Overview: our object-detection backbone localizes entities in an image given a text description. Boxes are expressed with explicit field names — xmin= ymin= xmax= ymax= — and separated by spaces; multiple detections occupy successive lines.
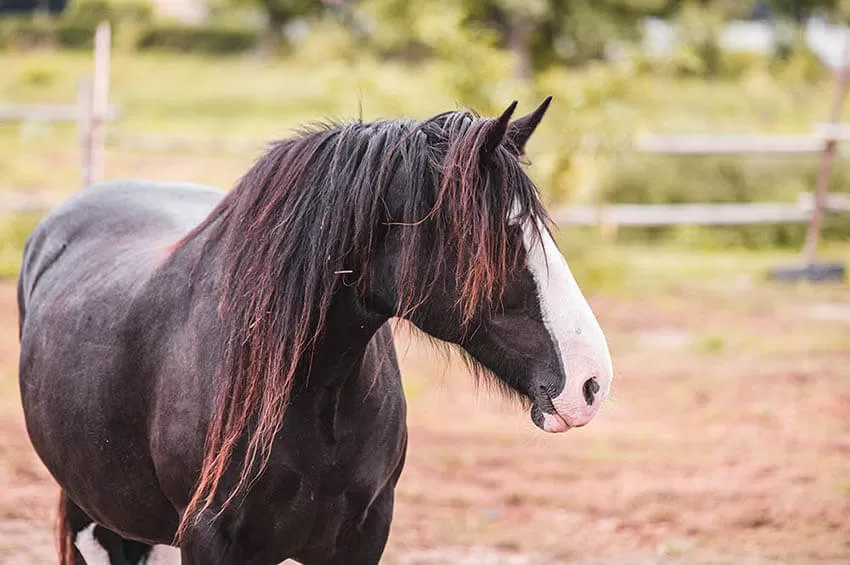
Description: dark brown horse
xmin=17 ymin=99 xmax=613 ymax=564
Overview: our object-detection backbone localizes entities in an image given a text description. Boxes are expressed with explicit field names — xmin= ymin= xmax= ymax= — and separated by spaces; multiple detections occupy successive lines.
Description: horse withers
xmin=17 ymin=99 xmax=613 ymax=564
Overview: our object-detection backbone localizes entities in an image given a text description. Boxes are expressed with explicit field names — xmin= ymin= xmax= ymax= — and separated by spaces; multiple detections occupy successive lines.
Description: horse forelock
xmin=176 ymin=110 xmax=547 ymax=537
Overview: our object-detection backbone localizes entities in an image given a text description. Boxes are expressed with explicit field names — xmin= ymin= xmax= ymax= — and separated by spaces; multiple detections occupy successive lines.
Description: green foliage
xmin=62 ymin=0 xmax=154 ymax=49
xmin=53 ymin=20 xmax=99 ymax=48
xmin=767 ymin=0 xmax=848 ymax=21
xmin=545 ymin=0 xmax=646 ymax=66
xmin=599 ymin=154 xmax=850 ymax=247
xmin=0 ymin=0 xmax=846 ymax=80
xmin=238 ymin=0 xmax=323 ymax=22
xmin=719 ymin=51 xmax=771 ymax=79
xmin=554 ymin=228 xmax=629 ymax=292
xmin=654 ymin=1 xmax=832 ymax=80
xmin=64 ymin=0 xmax=154 ymax=28
xmin=672 ymin=3 xmax=724 ymax=76
xmin=136 ymin=22 xmax=259 ymax=54
xmin=773 ymin=32 xmax=829 ymax=82
xmin=0 ymin=0 xmax=154 ymax=50
xmin=358 ymin=0 xmax=655 ymax=74
xmin=0 ymin=214 xmax=40 ymax=280
xmin=665 ymin=0 xmax=761 ymax=20
xmin=16 ymin=61 xmax=58 ymax=86
xmin=356 ymin=0 xmax=516 ymax=111
xmin=605 ymin=155 xmax=792 ymax=204
xmin=460 ymin=0 xmax=653 ymax=69
xmin=0 ymin=16 xmax=55 ymax=50
xmin=0 ymin=4 xmax=258 ymax=54
xmin=226 ymin=0 xmax=327 ymax=51
xmin=420 ymin=11 xmax=512 ymax=113
xmin=604 ymin=154 xmax=850 ymax=205
xmin=294 ymin=19 xmax=359 ymax=64
xmin=1 ymin=0 xmax=849 ymax=253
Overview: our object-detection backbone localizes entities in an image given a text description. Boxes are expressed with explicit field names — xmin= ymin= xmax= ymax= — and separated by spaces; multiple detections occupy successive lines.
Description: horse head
xmin=367 ymin=98 xmax=614 ymax=431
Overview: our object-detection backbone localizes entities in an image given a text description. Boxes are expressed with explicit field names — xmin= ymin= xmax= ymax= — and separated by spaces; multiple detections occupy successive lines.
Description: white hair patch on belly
xmin=74 ymin=524 xmax=110 ymax=565
xmin=146 ymin=544 xmax=181 ymax=564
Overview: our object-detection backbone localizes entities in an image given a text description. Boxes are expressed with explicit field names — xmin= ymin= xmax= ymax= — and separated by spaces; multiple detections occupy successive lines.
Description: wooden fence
xmin=0 ymin=104 xmax=120 ymax=123
xmin=551 ymin=192 xmax=847 ymax=227
xmin=1 ymin=22 xmax=848 ymax=271
xmin=1 ymin=22 xmax=113 ymax=189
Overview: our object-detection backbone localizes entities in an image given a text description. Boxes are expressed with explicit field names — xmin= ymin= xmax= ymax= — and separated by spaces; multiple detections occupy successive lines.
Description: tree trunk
xmin=508 ymin=17 xmax=533 ymax=81
xmin=261 ymin=7 xmax=288 ymax=56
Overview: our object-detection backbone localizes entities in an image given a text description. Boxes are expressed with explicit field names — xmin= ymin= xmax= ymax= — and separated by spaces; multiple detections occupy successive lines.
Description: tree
xmin=464 ymin=0 xmax=660 ymax=73
xmin=238 ymin=0 xmax=328 ymax=52
xmin=766 ymin=0 xmax=840 ymax=21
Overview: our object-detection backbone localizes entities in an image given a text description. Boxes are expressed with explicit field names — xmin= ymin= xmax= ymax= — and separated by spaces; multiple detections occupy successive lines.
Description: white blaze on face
xmin=518 ymin=217 xmax=613 ymax=431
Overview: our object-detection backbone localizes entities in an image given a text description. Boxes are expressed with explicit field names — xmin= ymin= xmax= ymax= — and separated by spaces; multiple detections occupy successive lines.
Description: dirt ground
xmin=0 ymin=274 xmax=848 ymax=564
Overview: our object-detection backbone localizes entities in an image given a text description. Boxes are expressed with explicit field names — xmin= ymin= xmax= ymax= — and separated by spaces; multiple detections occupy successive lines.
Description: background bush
xmin=2 ymin=0 xmax=849 ymax=249
xmin=598 ymin=154 xmax=850 ymax=247
xmin=0 ymin=0 xmax=258 ymax=53
xmin=135 ymin=22 xmax=258 ymax=54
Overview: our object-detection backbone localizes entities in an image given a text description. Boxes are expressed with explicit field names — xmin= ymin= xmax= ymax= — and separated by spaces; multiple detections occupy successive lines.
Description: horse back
xmin=19 ymin=180 xmax=223 ymax=306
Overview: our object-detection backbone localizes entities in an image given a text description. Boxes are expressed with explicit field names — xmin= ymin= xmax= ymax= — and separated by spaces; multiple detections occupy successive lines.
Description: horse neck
xmin=296 ymin=285 xmax=389 ymax=388
xmin=187 ymin=205 xmax=391 ymax=389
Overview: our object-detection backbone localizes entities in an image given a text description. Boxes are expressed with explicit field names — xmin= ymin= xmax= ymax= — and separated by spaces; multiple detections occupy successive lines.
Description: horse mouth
xmin=540 ymin=411 xmax=571 ymax=433
xmin=530 ymin=395 xmax=572 ymax=433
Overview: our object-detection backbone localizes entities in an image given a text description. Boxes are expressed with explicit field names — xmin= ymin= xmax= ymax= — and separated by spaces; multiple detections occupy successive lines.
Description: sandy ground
xmin=0 ymin=276 xmax=848 ymax=564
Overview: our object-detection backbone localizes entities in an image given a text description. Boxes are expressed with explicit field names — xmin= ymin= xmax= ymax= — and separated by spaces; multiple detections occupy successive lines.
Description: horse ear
xmin=507 ymin=96 xmax=552 ymax=154
xmin=483 ymin=100 xmax=518 ymax=155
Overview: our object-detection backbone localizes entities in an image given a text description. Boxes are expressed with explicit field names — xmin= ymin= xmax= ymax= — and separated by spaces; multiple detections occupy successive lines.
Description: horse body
xmin=18 ymin=100 xmax=614 ymax=564
xmin=19 ymin=181 xmax=407 ymax=563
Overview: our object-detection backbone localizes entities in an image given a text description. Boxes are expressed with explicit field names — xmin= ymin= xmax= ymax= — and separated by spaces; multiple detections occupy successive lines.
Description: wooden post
xmin=77 ymin=77 xmax=94 ymax=188
xmin=803 ymin=31 xmax=850 ymax=265
xmin=91 ymin=21 xmax=111 ymax=184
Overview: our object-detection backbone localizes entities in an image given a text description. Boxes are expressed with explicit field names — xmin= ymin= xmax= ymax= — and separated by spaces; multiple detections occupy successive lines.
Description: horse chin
xmin=530 ymin=405 xmax=572 ymax=433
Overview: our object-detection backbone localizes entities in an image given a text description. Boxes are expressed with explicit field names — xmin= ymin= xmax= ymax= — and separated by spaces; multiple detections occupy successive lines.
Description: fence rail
xmin=550 ymin=202 xmax=809 ymax=227
xmin=0 ymin=104 xmax=121 ymax=123
xmin=633 ymin=134 xmax=826 ymax=155
xmin=549 ymin=193 xmax=847 ymax=227
xmin=4 ymin=190 xmax=847 ymax=226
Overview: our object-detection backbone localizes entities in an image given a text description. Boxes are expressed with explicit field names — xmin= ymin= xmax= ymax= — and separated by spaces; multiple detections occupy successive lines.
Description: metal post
xmin=802 ymin=31 xmax=850 ymax=265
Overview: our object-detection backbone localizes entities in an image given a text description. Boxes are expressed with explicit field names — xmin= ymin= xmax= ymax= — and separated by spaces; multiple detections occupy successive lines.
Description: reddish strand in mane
xmin=175 ymin=111 xmax=546 ymax=538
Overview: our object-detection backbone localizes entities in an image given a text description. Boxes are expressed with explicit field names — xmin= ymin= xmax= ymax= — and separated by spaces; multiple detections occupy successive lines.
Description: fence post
xmin=91 ymin=21 xmax=111 ymax=185
xmin=802 ymin=30 xmax=850 ymax=265
xmin=77 ymin=78 xmax=94 ymax=188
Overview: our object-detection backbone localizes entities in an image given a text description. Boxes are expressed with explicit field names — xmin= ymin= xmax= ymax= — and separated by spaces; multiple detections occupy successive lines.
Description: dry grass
xmin=1 ymin=266 xmax=847 ymax=563
xmin=382 ymin=284 xmax=850 ymax=564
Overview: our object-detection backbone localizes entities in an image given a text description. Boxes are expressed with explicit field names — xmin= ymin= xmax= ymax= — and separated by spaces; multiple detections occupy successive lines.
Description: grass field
xmin=0 ymin=49 xmax=844 ymax=199
xmin=0 ymin=245 xmax=848 ymax=564
xmin=1 ymin=49 xmax=849 ymax=564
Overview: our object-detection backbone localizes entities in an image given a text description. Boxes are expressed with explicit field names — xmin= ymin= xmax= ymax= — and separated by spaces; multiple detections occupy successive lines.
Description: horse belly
xmin=18 ymin=253 xmax=179 ymax=542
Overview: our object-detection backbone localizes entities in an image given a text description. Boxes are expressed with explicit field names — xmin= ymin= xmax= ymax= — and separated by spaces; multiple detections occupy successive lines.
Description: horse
xmin=17 ymin=98 xmax=613 ymax=565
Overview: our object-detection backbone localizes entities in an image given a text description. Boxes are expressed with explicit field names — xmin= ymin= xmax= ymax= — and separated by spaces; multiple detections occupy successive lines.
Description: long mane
xmin=176 ymin=110 xmax=547 ymax=535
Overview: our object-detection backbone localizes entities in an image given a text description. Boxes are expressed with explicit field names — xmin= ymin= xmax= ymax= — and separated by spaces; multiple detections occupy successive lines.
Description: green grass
xmin=1 ymin=51 xmax=478 ymax=136
xmin=0 ymin=49 xmax=843 ymax=194
xmin=2 ymin=49 xmax=849 ymax=287
xmin=0 ymin=214 xmax=39 ymax=280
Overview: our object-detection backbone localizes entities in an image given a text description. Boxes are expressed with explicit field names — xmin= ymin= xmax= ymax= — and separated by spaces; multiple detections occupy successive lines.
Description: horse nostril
xmin=582 ymin=378 xmax=600 ymax=406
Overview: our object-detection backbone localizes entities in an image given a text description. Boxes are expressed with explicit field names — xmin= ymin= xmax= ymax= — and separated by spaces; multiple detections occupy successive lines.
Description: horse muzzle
xmin=531 ymin=375 xmax=609 ymax=433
